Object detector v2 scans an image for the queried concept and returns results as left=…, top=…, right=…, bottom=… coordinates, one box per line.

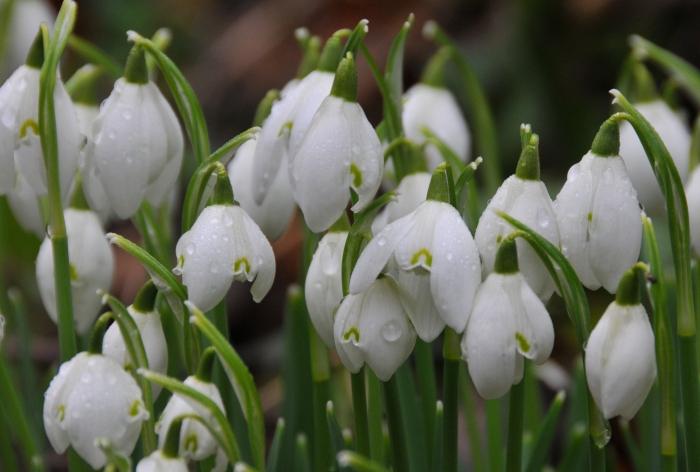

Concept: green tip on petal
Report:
left=515, top=133, right=540, bottom=181
left=427, top=162, right=453, bottom=203
left=317, top=31, right=345, bottom=72
left=421, top=47, right=450, bottom=88
left=253, top=89, right=280, bottom=127
left=196, top=346, right=217, bottom=382
left=331, top=52, right=357, bottom=102
left=123, top=46, right=148, bottom=84
left=494, top=236, right=519, bottom=274
left=25, top=29, right=44, bottom=68
left=591, top=117, right=621, bottom=157
left=133, top=280, right=158, bottom=313
left=630, top=61, right=658, bottom=103
left=615, top=262, right=648, bottom=306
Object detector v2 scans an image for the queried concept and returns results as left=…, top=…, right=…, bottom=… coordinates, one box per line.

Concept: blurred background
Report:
left=1, top=0, right=699, bottom=469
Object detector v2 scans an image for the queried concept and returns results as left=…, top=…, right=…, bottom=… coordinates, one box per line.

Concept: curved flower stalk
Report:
left=585, top=264, right=656, bottom=419
left=305, top=228, right=348, bottom=347
left=228, top=129, right=295, bottom=241
left=43, top=351, right=149, bottom=469
left=103, top=282, right=168, bottom=395
left=402, top=48, right=470, bottom=171
left=334, top=277, right=416, bottom=381
left=175, top=171, right=275, bottom=312
left=252, top=31, right=344, bottom=204
left=156, top=351, right=225, bottom=461
left=350, top=164, right=481, bottom=340
left=84, top=46, right=184, bottom=218
left=372, top=171, right=431, bottom=234
left=475, top=128, right=559, bottom=301
left=36, top=206, right=114, bottom=334
left=687, top=166, right=700, bottom=255
left=554, top=118, right=642, bottom=293
left=462, top=237, right=554, bottom=399
left=292, top=52, right=383, bottom=232
left=0, top=33, right=80, bottom=197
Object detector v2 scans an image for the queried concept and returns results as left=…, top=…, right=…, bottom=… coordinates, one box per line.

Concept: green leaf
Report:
left=525, top=391, right=566, bottom=472
left=336, top=450, right=389, bottom=472
left=138, top=369, right=241, bottom=464
left=67, top=35, right=122, bottom=78
left=267, top=418, right=286, bottom=472
left=188, top=302, right=266, bottom=469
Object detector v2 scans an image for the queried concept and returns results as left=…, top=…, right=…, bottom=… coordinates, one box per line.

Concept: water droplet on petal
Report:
left=381, top=321, right=402, bottom=342
left=377, top=238, right=386, bottom=247
left=537, top=208, right=550, bottom=229
left=185, top=243, right=196, bottom=255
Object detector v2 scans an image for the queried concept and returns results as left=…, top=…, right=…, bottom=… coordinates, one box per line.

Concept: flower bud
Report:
left=474, top=133, right=559, bottom=301
left=554, top=120, right=642, bottom=293
left=136, top=450, right=188, bottom=472
left=585, top=266, right=656, bottom=419
left=686, top=167, right=700, bottom=255
left=175, top=204, right=275, bottom=312
left=36, top=208, right=114, bottom=334
left=305, top=230, right=348, bottom=347
left=43, top=352, right=149, bottom=469
left=618, top=99, right=690, bottom=215
left=462, top=239, right=554, bottom=399
left=156, top=375, right=224, bottom=460
left=334, top=278, right=416, bottom=381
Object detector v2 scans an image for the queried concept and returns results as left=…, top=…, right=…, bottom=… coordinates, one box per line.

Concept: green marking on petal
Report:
left=515, top=332, right=531, bottom=353
left=69, top=264, right=79, bottom=281
left=587, top=212, right=593, bottom=222
left=129, top=399, right=142, bottom=417
left=410, top=248, right=433, bottom=268
left=496, top=234, right=503, bottom=244
left=57, top=404, right=65, bottom=422
left=177, top=254, right=184, bottom=267
left=234, top=257, right=251, bottom=274
left=184, top=433, right=198, bottom=453
left=343, top=326, right=360, bottom=343
left=350, top=163, right=363, bottom=188
left=279, top=121, right=293, bottom=137
left=19, top=119, right=39, bottom=139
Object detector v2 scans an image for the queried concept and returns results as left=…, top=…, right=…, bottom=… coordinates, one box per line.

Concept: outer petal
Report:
left=349, top=212, right=415, bottom=294
left=15, top=131, right=46, bottom=194
left=286, top=70, right=335, bottom=157
left=43, top=354, right=83, bottom=455
left=305, top=231, right=347, bottom=347
left=396, top=269, right=444, bottom=342
left=687, top=167, right=700, bottom=256
left=7, top=170, right=44, bottom=236
left=54, top=78, right=81, bottom=200
left=240, top=208, right=276, bottom=302
left=0, top=119, right=15, bottom=193
left=510, top=273, right=554, bottom=363
left=462, top=275, right=518, bottom=399
left=394, top=201, right=440, bottom=271
left=136, top=451, right=188, bottom=472
left=429, top=203, right=481, bottom=332
left=344, top=102, right=383, bottom=213
left=333, top=292, right=365, bottom=374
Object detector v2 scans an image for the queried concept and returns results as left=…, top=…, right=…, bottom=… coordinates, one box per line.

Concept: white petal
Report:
left=54, top=79, right=81, bottom=200
left=333, top=293, right=365, bottom=374
left=240, top=208, right=276, bottom=302
left=429, top=203, right=481, bottom=332
left=0, top=121, right=16, bottom=194
left=510, top=273, right=554, bottom=363
left=43, top=354, right=83, bottom=455
left=394, top=202, right=441, bottom=271
left=136, top=450, right=188, bottom=472
left=15, top=131, right=46, bottom=194
left=343, top=102, right=383, bottom=213
left=287, top=70, right=335, bottom=157
left=7, top=171, right=44, bottom=236
left=371, top=172, right=430, bottom=234
left=396, top=269, right=444, bottom=342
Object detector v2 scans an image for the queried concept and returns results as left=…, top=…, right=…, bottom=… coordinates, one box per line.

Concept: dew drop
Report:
left=537, top=208, right=550, bottom=229
left=223, top=214, right=233, bottom=227
left=381, top=321, right=402, bottom=342
left=185, top=243, right=196, bottom=255
left=377, top=237, right=386, bottom=247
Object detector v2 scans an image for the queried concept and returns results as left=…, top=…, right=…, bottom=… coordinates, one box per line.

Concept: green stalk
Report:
left=383, top=375, right=409, bottom=472
left=525, top=391, right=566, bottom=472
left=505, top=375, right=525, bottom=472
left=352, top=370, right=371, bottom=456
left=309, top=323, right=331, bottom=472
left=415, top=340, right=437, bottom=450
left=442, top=328, right=460, bottom=472
left=366, top=370, right=385, bottom=463
left=458, top=365, right=486, bottom=472
left=486, top=399, right=503, bottom=471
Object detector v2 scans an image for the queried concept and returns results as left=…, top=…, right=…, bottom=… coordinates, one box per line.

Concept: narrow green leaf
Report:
left=557, top=423, right=587, bottom=472
left=188, top=302, right=266, bottom=469
left=431, top=401, right=444, bottom=472
left=337, top=450, right=389, bottom=472
left=525, top=391, right=566, bottom=472
left=295, top=434, right=311, bottom=472
left=326, top=401, right=346, bottom=461
left=67, top=35, right=122, bottom=78
left=267, top=418, right=286, bottom=472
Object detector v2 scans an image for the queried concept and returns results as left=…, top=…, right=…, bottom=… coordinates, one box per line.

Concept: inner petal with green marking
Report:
left=19, top=119, right=39, bottom=139
left=343, top=326, right=360, bottom=345
left=515, top=331, right=531, bottom=353
left=409, top=248, right=433, bottom=269
left=350, top=163, right=363, bottom=189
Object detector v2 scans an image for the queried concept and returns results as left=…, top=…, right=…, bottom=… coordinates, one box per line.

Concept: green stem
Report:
left=459, top=365, right=486, bottom=472
left=383, top=375, right=409, bottom=472
left=442, top=329, right=460, bottom=472
left=505, top=375, right=525, bottom=472
left=486, top=399, right=503, bottom=472
left=414, top=340, right=437, bottom=451
left=351, top=370, right=370, bottom=456
left=365, top=370, right=385, bottom=463
left=309, top=320, right=331, bottom=472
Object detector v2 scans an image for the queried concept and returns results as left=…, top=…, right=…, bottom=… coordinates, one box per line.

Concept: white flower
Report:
left=334, top=277, right=416, bottom=381
left=6, top=170, right=44, bottom=237
left=136, top=450, right=188, bottom=472
left=585, top=267, right=656, bottom=419
left=228, top=133, right=295, bottom=240
left=618, top=99, right=690, bottom=214
left=554, top=152, right=642, bottom=293
left=474, top=151, right=559, bottom=301
left=3, top=0, right=53, bottom=73
left=252, top=70, right=334, bottom=204
left=84, top=74, right=183, bottom=218
left=305, top=231, right=348, bottom=347
left=36, top=208, right=113, bottom=334
left=686, top=167, right=700, bottom=256
left=372, top=172, right=431, bottom=234
left=461, top=239, right=554, bottom=399
left=402, top=84, right=470, bottom=170
left=156, top=375, right=224, bottom=460
left=351, top=200, right=481, bottom=340
left=0, top=64, right=81, bottom=198
left=292, top=94, right=383, bottom=232
left=43, top=352, right=148, bottom=469
left=175, top=204, right=275, bottom=312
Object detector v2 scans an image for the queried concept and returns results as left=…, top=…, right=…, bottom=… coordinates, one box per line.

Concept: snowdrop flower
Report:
left=292, top=52, right=383, bottom=232
left=36, top=205, right=113, bottom=334
left=461, top=237, right=554, bottom=399
left=305, top=226, right=348, bottom=347
left=402, top=49, right=470, bottom=170
left=6, top=171, right=44, bottom=236
left=554, top=118, right=642, bottom=293
left=136, top=450, right=188, bottom=472
left=43, top=352, right=148, bottom=469
left=0, top=33, right=80, bottom=197
left=372, top=172, right=431, bottom=234
left=687, top=167, right=700, bottom=255
left=175, top=174, right=275, bottom=312
left=102, top=281, right=168, bottom=394
left=228, top=129, right=295, bottom=241
left=84, top=46, right=183, bottom=218
left=474, top=130, right=559, bottom=301
left=157, top=350, right=224, bottom=461
left=351, top=164, right=481, bottom=340
left=252, top=31, right=344, bottom=204
left=585, top=263, right=656, bottom=419
left=2, top=0, right=53, bottom=74
left=334, top=277, right=416, bottom=381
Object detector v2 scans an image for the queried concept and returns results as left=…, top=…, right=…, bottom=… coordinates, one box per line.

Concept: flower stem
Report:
left=365, top=370, right=385, bottom=463
left=505, top=375, right=525, bottom=472
left=442, top=328, right=460, bottom=472
left=351, top=369, right=370, bottom=456
left=415, top=340, right=437, bottom=452
left=383, top=375, right=409, bottom=472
